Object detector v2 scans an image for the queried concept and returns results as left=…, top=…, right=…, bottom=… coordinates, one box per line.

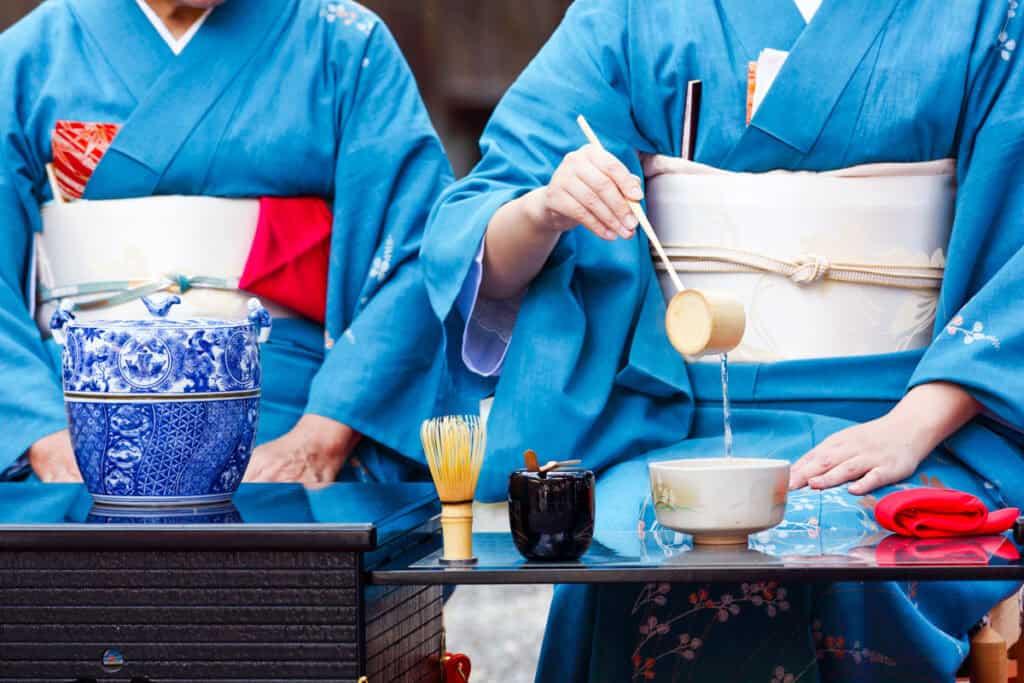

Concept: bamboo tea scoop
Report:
left=524, top=450, right=583, bottom=475
left=540, top=459, right=582, bottom=474
left=575, top=115, right=746, bottom=357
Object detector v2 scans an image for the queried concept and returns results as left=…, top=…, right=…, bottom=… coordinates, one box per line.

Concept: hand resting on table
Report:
left=789, top=382, right=982, bottom=495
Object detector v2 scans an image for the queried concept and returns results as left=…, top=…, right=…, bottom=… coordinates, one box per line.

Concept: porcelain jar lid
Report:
left=51, top=296, right=272, bottom=396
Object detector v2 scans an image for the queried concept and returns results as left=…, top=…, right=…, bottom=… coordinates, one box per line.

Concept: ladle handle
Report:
left=576, top=115, right=685, bottom=293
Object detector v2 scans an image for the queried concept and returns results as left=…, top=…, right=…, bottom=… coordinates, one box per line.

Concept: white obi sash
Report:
left=35, top=196, right=297, bottom=335
left=643, top=156, right=955, bottom=362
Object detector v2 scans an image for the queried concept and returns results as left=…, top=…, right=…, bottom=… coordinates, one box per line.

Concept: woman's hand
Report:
left=531, top=143, right=644, bottom=240
left=788, top=383, right=982, bottom=495
left=788, top=414, right=930, bottom=495
left=244, top=414, right=360, bottom=484
left=28, top=430, right=83, bottom=483
left=481, top=144, right=644, bottom=299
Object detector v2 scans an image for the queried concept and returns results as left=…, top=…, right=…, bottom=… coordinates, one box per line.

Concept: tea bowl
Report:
left=648, top=458, right=789, bottom=545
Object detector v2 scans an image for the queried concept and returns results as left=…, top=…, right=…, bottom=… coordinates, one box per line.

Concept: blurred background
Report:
left=0, top=2, right=572, bottom=680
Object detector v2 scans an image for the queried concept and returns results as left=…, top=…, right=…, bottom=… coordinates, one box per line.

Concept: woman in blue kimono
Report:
left=424, top=0, right=1024, bottom=680
left=0, top=0, right=460, bottom=485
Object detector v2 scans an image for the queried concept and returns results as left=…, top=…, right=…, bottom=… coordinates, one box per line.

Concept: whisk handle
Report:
left=440, top=502, right=477, bottom=565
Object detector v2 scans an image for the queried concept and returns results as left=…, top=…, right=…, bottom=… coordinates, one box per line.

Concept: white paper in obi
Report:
left=643, top=156, right=956, bottom=362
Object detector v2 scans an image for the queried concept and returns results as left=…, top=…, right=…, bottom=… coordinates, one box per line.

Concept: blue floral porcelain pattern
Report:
left=56, top=298, right=268, bottom=506
left=66, top=397, right=259, bottom=505
left=61, top=321, right=262, bottom=395
left=86, top=503, right=243, bottom=524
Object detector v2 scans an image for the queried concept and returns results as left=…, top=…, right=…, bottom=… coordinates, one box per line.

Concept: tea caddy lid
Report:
left=51, top=295, right=273, bottom=396
left=51, top=296, right=272, bottom=341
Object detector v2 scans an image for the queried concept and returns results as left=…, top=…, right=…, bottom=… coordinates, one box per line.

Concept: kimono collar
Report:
left=69, top=0, right=296, bottom=197
left=717, top=0, right=806, bottom=61
left=720, top=0, right=902, bottom=159
left=68, top=0, right=171, bottom=101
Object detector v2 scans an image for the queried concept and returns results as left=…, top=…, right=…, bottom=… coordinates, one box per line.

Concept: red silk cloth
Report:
left=50, top=122, right=330, bottom=322
left=51, top=121, right=121, bottom=201
left=874, top=488, right=1018, bottom=538
left=874, top=534, right=1020, bottom=565
left=239, top=197, right=332, bottom=324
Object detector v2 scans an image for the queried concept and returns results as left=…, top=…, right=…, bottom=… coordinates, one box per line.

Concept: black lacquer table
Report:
left=374, top=529, right=1024, bottom=585
left=0, top=483, right=443, bottom=683
left=2, top=483, right=1023, bottom=682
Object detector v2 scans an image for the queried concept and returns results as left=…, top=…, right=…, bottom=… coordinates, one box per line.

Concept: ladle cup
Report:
left=575, top=115, right=746, bottom=357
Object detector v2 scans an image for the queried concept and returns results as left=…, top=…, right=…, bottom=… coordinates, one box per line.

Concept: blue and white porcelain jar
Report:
left=51, top=296, right=272, bottom=507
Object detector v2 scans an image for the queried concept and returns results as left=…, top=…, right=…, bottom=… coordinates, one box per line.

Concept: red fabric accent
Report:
left=51, top=121, right=121, bottom=201
left=874, top=488, right=1019, bottom=538
left=239, top=197, right=332, bottom=324
left=875, top=534, right=1020, bottom=566
left=442, top=653, right=471, bottom=682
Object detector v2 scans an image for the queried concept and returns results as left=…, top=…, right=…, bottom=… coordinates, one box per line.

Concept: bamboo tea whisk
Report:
left=421, top=415, right=487, bottom=565
left=575, top=115, right=746, bottom=357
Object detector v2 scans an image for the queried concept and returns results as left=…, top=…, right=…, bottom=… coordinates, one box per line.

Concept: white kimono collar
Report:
left=134, top=0, right=212, bottom=55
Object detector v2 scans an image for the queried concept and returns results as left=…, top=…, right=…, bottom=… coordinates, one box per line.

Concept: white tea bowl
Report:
left=648, top=458, right=790, bottom=545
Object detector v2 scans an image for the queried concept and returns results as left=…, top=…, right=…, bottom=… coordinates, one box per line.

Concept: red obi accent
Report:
left=51, top=121, right=121, bottom=201
left=874, top=488, right=1019, bottom=538
left=875, top=534, right=1020, bottom=566
left=239, top=197, right=332, bottom=324
left=441, top=653, right=471, bottom=682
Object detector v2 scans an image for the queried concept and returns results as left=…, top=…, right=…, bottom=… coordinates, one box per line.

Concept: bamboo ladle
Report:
left=576, top=115, right=745, bottom=357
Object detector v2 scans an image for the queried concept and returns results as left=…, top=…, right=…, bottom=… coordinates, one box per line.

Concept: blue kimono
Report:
left=0, top=0, right=464, bottom=483
left=423, top=0, right=1024, bottom=680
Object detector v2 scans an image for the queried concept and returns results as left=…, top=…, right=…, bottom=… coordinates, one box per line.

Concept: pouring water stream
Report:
left=720, top=353, right=734, bottom=459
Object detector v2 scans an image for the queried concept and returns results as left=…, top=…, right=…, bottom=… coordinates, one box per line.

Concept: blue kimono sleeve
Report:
left=910, top=184, right=1024, bottom=427
left=422, top=0, right=652, bottom=329
left=910, top=25, right=1024, bottom=434
left=0, top=153, right=67, bottom=472
left=304, top=21, right=459, bottom=461
left=422, top=0, right=694, bottom=501
left=455, top=242, right=522, bottom=377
